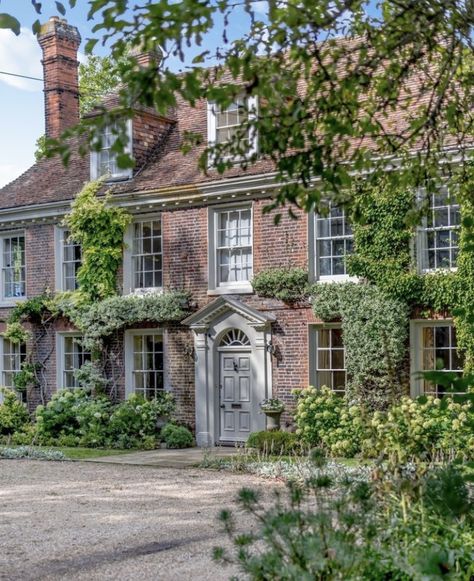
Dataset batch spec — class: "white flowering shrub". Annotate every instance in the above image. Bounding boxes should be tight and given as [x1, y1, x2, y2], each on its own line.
[35, 389, 176, 449]
[293, 387, 474, 459]
[370, 395, 474, 460]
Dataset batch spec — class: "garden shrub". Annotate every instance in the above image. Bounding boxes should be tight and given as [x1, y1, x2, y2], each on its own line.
[35, 389, 176, 449]
[0, 389, 30, 436]
[35, 389, 112, 447]
[293, 386, 370, 457]
[370, 395, 474, 461]
[251, 268, 309, 302]
[160, 423, 194, 449]
[246, 430, 299, 455]
[293, 387, 474, 459]
[215, 454, 474, 579]
[107, 393, 175, 449]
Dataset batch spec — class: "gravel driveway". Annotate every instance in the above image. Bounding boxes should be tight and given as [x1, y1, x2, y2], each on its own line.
[0, 460, 274, 581]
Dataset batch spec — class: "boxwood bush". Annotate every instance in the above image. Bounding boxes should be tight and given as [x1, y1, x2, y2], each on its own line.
[160, 423, 194, 449]
[246, 430, 299, 455]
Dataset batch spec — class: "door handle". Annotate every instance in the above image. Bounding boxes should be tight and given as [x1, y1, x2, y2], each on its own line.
[220, 404, 225, 409]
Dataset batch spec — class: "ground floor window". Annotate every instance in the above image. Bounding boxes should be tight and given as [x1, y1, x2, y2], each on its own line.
[309, 325, 346, 393]
[57, 334, 91, 389]
[126, 330, 164, 399]
[411, 321, 463, 396]
[0, 338, 26, 402]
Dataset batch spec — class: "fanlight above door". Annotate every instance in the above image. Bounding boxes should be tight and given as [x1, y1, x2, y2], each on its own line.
[220, 329, 251, 347]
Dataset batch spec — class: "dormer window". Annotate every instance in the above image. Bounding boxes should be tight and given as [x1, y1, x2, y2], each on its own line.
[90, 120, 132, 181]
[207, 96, 258, 160]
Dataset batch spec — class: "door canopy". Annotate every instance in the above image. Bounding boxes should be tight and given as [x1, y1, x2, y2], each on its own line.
[182, 296, 275, 333]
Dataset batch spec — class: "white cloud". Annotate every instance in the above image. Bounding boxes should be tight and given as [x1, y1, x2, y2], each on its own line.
[0, 27, 43, 92]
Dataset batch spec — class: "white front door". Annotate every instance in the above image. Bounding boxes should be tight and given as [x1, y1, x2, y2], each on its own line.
[219, 351, 252, 442]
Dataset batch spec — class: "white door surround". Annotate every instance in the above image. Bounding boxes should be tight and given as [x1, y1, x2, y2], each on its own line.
[183, 296, 275, 447]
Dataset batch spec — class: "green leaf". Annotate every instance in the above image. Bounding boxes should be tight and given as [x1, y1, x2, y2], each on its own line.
[0, 14, 21, 36]
[32, 19, 41, 35]
[84, 38, 99, 54]
[55, 1, 66, 15]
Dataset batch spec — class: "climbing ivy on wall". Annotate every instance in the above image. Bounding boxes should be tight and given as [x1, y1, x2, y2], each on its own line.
[312, 283, 409, 409]
[1, 181, 189, 401]
[63, 180, 131, 301]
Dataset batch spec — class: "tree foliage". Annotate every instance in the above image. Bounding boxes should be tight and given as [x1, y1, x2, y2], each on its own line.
[8, 0, 474, 212]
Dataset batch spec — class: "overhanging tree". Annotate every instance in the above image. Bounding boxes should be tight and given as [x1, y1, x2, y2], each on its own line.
[4, 1, 474, 211]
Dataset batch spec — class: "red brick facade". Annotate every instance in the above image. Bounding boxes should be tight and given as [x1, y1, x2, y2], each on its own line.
[0, 17, 323, 438]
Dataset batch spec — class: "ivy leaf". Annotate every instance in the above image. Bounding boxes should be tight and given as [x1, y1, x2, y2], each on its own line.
[0, 14, 21, 36]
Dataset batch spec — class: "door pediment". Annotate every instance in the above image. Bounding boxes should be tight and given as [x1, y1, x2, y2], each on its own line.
[182, 296, 275, 332]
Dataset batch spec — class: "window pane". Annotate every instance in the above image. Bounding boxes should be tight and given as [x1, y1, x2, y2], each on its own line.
[131, 334, 164, 399]
[315, 208, 353, 278]
[132, 219, 163, 290]
[216, 208, 252, 285]
[315, 327, 346, 392]
[419, 189, 459, 270]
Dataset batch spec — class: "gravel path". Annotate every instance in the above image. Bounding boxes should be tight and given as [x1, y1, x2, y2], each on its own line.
[0, 460, 275, 581]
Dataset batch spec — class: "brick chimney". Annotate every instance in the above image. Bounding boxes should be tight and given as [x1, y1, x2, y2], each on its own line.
[38, 17, 81, 139]
[129, 44, 162, 69]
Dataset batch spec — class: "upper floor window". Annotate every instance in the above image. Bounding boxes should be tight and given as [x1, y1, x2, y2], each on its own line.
[310, 325, 346, 393]
[313, 207, 354, 281]
[207, 96, 258, 159]
[418, 188, 460, 271]
[0, 232, 26, 302]
[132, 220, 162, 290]
[90, 120, 132, 181]
[411, 321, 463, 397]
[209, 206, 253, 293]
[125, 331, 164, 400]
[57, 334, 91, 390]
[56, 228, 81, 292]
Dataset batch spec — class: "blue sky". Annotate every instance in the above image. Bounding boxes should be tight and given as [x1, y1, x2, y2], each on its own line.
[0, 0, 264, 188]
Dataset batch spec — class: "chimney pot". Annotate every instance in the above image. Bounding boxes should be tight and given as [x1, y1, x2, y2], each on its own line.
[38, 18, 81, 139]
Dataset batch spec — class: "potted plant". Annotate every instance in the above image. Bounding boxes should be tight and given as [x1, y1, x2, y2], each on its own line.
[260, 398, 285, 431]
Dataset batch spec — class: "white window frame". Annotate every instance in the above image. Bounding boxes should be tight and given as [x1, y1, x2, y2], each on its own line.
[416, 187, 460, 273]
[123, 216, 163, 295]
[90, 119, 133, 182]
[208, 203, 254, 295]
[56, 332, 91, 390]
[309, 324, 347, 393]
[308, 209, 356, 283]
[0, 230, 27, 306]
[207, 96, 258, 162]
[54, 226, 82, 292]
[410, 319, 463, 397]
[0, 337, 26, 403]
[124, 329, 168, 398]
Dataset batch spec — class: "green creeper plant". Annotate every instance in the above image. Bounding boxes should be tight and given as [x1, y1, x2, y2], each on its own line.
[251, 267, 309, 302]
[63, 180, 131, 302]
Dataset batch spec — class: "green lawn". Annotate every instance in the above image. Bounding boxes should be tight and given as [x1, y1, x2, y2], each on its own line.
[0, 445, 136, 460]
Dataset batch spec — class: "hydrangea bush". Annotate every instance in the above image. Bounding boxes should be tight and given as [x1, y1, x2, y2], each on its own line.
[35, 389, 176, 449]
[293, 386, 474, 459]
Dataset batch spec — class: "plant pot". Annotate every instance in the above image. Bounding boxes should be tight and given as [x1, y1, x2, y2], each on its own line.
[263, 410, 282, 431]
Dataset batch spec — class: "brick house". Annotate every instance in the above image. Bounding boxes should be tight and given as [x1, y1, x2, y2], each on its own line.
[0, 18, 461, 446]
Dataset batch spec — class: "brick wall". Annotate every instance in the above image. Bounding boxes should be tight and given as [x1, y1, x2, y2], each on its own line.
[0, 197, 318, 430]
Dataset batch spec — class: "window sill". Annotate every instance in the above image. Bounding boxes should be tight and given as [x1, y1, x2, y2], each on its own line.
[208, 286, 254, 296]
[315, 276, 358, 284]
[421, 267, 458, 275]
[127, 287, 164, 297]
[0, 297, 27, 308]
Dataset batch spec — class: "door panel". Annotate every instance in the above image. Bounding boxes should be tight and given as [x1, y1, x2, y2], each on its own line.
[220, 351, 252, 442]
